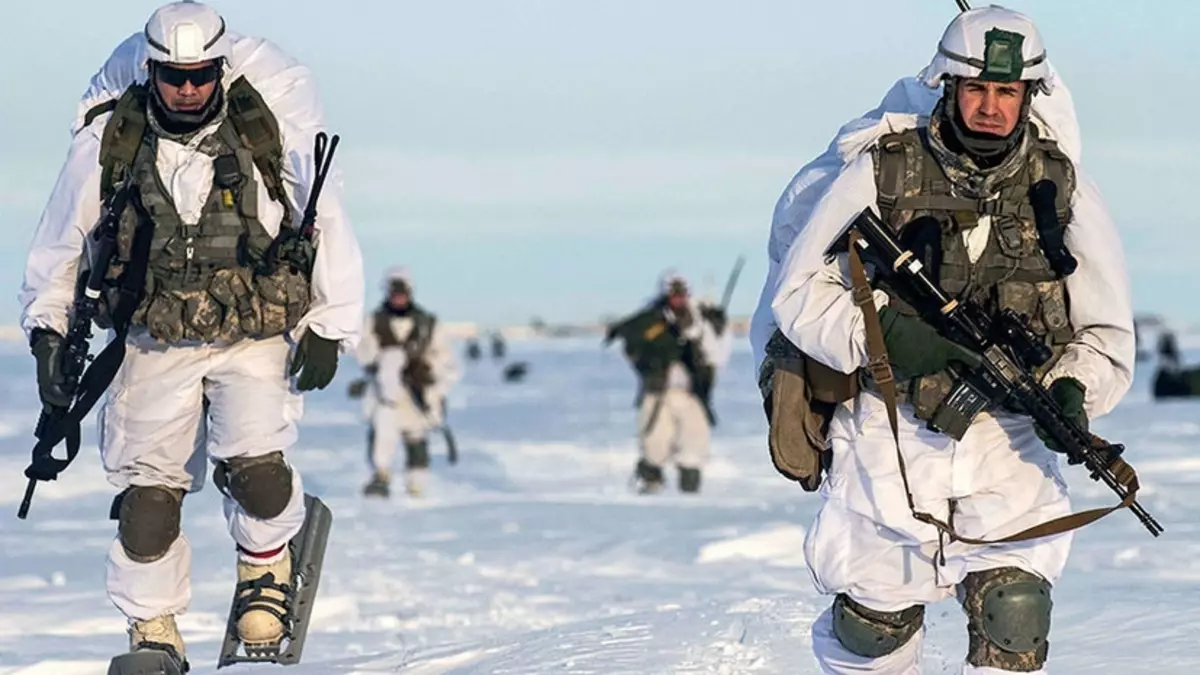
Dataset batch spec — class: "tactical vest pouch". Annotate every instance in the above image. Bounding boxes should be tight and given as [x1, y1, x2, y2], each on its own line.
[760, 330, 859, 491]
[212, 155, 242, 189]
[208, 268, 263, 337]
[255, 266, 312, 338]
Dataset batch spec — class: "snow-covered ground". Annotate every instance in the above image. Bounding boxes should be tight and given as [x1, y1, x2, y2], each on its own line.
[0, 337, 1196, 674]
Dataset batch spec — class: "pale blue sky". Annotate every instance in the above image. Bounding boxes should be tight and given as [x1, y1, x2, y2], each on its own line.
[2, 1, 1197, 327]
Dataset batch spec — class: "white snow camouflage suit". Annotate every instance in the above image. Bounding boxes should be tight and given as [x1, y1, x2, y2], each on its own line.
[755, 25, 1134, 675]
[19, 29, 364, 622]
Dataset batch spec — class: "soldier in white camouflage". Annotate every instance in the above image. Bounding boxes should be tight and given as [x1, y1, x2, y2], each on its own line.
[20, 2, 363, 669]
[350, 268, 460, 498]
[760, 6, 1135, 674]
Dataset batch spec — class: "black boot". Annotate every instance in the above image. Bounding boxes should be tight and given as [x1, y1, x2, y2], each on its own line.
[363, 470, 390, 497]
[679, 467, 701, 494]
[405, 439, 430, 469]
[635, 459, 664, 494]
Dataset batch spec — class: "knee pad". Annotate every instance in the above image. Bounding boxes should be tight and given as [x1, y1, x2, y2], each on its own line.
[404, 439, 430, 469]
[831, 594, 924, 658]
[214, 451, 293, 520]
[962, 567, 1052, 670]
[112, 486, 184, 563]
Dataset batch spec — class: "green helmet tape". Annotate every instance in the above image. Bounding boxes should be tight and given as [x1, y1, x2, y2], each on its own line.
[981, 28, 1025, 82]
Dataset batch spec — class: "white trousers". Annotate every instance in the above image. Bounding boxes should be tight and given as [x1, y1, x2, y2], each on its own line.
[368, 388, 441, 472]
[638, 389, 711, 470]
[806, 393, 1074, 674]
[100, 333, 307, 621]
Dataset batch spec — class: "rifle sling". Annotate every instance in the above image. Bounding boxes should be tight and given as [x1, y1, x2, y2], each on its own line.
[847, 231, 1138, 547]
[27, 209, 155, 482]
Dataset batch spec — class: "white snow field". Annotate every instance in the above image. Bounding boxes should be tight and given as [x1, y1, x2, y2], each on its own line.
[0, 336, 1196, 674]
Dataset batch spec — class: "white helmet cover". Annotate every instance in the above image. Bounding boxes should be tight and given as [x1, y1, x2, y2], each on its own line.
[144, 1, 232, 65]
[383, 266, 413, 294]
[658, 270, 689, 296]
[920, 5, 1054, 94]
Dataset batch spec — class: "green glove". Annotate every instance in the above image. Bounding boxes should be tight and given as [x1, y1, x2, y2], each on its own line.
[1035, 377, 1088, 460]
[289, 330, 340, 392]
[878, 306, 981, 378]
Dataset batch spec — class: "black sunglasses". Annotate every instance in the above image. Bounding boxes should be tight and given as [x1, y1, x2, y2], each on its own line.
[154, 62, 221, 88]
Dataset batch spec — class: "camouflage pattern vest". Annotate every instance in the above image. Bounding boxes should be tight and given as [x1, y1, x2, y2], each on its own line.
[90, 78, 313, 344]
[373, 305, 437, 356]
[870, 125, 1077, 421]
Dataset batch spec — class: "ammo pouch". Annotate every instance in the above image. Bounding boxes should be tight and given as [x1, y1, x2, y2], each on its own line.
[760, 329, 859, 491]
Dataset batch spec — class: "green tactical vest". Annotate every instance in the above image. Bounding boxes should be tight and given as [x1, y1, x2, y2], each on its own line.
[869, 125, 1077, 421]
[89, 77, 313, 344]
[373, 305, 437, 356]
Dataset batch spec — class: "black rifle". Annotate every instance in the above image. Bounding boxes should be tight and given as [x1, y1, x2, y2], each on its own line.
[19, 180, 141, 519]
[842, 207, 1162, 537]
[719, 255, 745, 311]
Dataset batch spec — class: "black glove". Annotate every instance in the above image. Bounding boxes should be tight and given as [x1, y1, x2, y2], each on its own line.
[31, 329, 73, 409]
[289, 330, 340, 391]
[1036, 377, 1092, 463]
[878, 306, 982, 378]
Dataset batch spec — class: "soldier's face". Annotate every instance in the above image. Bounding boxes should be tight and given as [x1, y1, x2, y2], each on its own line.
[956, 78, 1027, 137]
[666, 292, 688, 311]
[388, 291, 410, 310]
[154, 60, 221, 112]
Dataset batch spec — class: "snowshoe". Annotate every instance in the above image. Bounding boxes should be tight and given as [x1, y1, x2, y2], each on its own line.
[109, 615, 189, 674]
[108, 647, 188, 675]
[638, 480, 664, 495]
[216, 493, 332, 668]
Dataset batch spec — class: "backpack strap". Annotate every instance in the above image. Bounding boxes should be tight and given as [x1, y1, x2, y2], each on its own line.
[225, 76, 291, 227]
[97, 85, 150, 200]
[873, 132, 912, 225]
[83, 99, 118, 131]
[1035, 138, 1076, 225]
[405, 307, 438, 357]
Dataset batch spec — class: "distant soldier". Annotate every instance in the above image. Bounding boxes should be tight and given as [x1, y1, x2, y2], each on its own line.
[351, 268, 460, 497]
[1153, 330, 1200, 399]
[491, 331, 507, 359]
[465, 338, 482, 361]
[605, 272, 732, 494]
